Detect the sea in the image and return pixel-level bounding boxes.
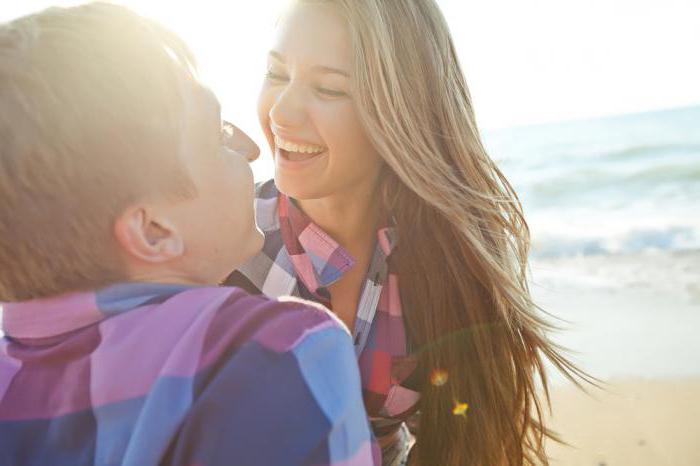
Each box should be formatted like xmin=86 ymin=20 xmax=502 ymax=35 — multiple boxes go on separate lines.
xmin=481 ymin=105 xmax=700 ymax=381
xmin=483 ymin=104 xmax=700 ymax=260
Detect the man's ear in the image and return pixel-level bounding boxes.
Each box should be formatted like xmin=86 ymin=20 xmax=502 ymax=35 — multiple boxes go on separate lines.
xmin=113 ymin=206 xmax=184 ymax=263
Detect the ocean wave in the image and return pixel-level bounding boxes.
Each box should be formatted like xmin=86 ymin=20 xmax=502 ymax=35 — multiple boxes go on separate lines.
xmin=514 ymin=157 xmax=700 ymax=204
xmin=531 ymin=225 xmax=700 ymax=259
xmin=628 ymin=162 xmax=700 ymax=184
xmin=597 ymin=143 xmax=700 ymax=162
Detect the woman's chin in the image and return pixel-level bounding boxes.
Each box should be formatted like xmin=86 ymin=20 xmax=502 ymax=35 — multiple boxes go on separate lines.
xmin=273 ymin=170 xmax=328 ymax=201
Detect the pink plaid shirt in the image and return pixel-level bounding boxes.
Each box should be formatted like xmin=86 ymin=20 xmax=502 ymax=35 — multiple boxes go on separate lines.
xmin=226 ymin=180 xmax=421 ymax=438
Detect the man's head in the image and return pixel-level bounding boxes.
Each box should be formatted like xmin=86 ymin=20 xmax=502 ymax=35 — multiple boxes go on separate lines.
xmin=0 ymin=2 xmax=262 ymax=302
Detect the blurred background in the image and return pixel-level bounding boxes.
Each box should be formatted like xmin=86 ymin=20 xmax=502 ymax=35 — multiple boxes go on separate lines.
xmin=3 ymin=1 xmax=699 ymax=464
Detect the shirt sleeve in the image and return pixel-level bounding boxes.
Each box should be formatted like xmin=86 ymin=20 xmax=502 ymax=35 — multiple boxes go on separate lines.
xmin=162 ymin=321 xmax=379 ymax=466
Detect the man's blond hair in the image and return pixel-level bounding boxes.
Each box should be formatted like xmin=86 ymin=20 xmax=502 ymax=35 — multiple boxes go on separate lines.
xmin=0 ymin=3 xmax=198 ymax=301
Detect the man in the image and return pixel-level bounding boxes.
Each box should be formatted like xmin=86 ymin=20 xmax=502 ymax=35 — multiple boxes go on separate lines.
xmin=0 ymin=3 xmax=377 ymax=465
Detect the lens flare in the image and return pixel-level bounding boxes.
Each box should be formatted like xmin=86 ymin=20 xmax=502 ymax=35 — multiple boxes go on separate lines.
xmin=430 ymin=368 xmax=449 ymax=386
xmin=452 ymin=401 xmax=469 ymax=416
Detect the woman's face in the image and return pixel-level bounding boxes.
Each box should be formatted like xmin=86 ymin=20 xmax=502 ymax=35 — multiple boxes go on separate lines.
xmin=257 ymin=2 xmax=383 ymax=201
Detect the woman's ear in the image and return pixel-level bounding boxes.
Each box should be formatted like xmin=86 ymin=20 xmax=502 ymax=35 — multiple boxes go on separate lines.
xmin=113 ymin=206 xmax=184 ymax=263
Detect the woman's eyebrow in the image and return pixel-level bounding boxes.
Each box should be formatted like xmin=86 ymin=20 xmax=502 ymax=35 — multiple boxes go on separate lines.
xmin=311 ymin=64 xmax=349 ymax=77
xmin=268 ymin=50 xmax=349 ymax=77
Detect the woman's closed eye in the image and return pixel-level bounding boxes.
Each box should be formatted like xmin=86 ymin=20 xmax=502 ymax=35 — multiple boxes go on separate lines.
xmin=315 ymin=87 xmax=348 ymax=98
xmin=265 ymin=69 xmax=348 ymax=98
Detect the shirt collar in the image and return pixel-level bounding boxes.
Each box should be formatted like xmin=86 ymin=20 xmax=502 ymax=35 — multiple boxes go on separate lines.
xmin=1 ymin=282 xmax=194 ymax=339
xmin=277 ymin=192 xmax=397 ymax=295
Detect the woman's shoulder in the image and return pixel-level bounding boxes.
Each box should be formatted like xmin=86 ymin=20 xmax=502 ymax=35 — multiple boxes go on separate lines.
xmin=226 ymin=178 xmax=290 ymax=294
xmin=255 ymin=178 xmax=278 ymax=200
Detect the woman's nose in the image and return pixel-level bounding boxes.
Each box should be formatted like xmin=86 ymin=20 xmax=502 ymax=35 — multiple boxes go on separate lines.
xmin=269 ymin=84 xmax=306 ymax=130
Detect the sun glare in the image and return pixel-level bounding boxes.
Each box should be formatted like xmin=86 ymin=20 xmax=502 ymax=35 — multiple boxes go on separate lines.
xmin=2 ymin=0 xmax=699 ymax=165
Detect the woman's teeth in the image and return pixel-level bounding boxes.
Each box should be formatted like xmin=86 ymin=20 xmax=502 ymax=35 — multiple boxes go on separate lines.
xmin=274 ymin=135 xmax=326 ymax=155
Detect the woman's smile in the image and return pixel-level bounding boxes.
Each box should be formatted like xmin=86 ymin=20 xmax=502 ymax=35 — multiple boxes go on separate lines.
xmin=274 ymin=134 xmax=326 ymax=154
xmin=275 ymin=146 xmax=329 ymax=170
xmin=272 ymin=131 xmax=329 ymax=170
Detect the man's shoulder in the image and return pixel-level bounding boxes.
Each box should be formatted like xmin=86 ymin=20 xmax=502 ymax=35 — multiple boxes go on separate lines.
xmin=177 ymin=286 xmax=349 ymax=357
xmin=162 ymin=289 xmax=374 ymax=466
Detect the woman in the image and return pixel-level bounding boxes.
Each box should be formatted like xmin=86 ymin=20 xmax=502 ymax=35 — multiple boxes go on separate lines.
xmin=227 ymin=1 xmax=586 ymax=464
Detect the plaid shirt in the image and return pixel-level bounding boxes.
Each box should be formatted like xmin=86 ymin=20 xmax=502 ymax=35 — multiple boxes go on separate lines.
xmin=0 ymin=283 xmax=379 ymax=465
xmin=226 ymin=180 xmax=421 ymax=438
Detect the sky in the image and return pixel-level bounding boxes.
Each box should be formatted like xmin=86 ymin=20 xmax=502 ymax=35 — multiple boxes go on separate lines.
xmin=3 ymin=0 xmax=700 ymax=165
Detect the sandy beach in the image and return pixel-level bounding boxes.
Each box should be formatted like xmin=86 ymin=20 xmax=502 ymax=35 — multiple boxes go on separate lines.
xmin=532 ymin=249 xmax=700 ymax=464
xmin=546 ymin=378 xmax=700 ymax=466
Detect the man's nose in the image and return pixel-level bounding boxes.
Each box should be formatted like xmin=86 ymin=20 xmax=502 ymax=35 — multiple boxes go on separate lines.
xmin=223 ymin=121 xmax=260 ymax=162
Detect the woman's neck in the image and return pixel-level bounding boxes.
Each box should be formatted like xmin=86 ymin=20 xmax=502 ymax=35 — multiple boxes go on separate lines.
xmin=296 ymin=181 xmax=381 ymax=255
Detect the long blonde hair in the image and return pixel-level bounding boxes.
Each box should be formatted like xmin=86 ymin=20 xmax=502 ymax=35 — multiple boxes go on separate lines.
xmin=303 ymin=0 xmax=589 ymax=464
